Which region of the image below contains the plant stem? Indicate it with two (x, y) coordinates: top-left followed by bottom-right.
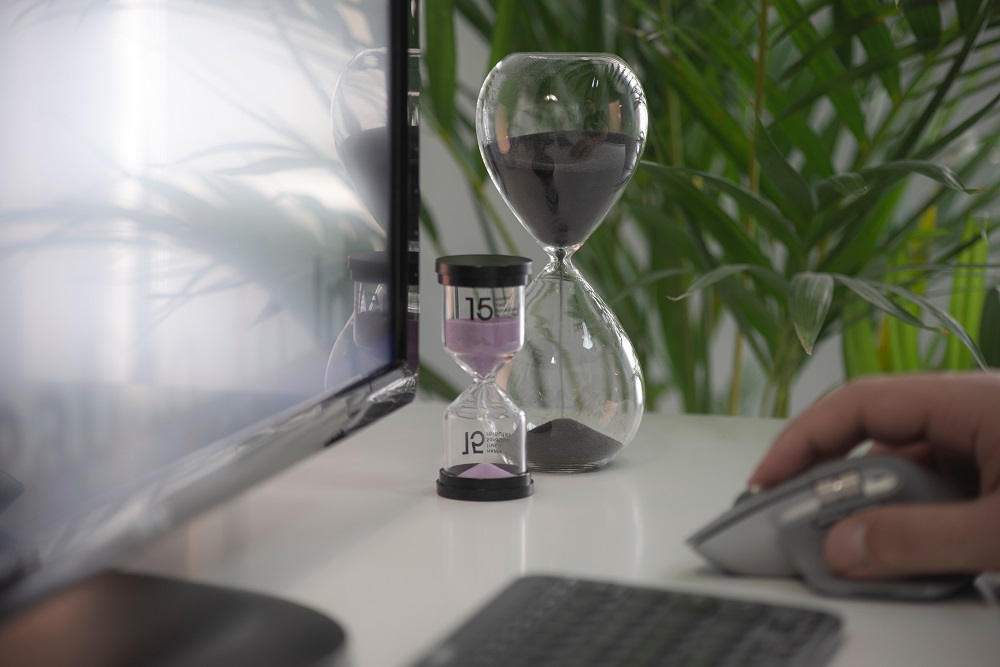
(760, 324), (798, 418)
(750, 0), (768, 197)
(774, 334), (807, 418)
(425, 114), (523, 255)
(730, 0), (770, 415)
(772, 367), (793, 418)
(471, 180), (522, 255)
(659, 0), (702, 411)
(852, 65), (931, 171)
(660, 0), (683, 170)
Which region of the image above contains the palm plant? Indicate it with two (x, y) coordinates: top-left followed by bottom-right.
(422, 0), (1000, 416)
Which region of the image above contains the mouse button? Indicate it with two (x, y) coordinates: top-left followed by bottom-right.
(691, 512), (797, 578)
(812, 470), (863, 506)
(777, 495), (822, 526)
(860, 468), (901, 497)
(729, 473), (815, 514)
(691, 482), (810, 547)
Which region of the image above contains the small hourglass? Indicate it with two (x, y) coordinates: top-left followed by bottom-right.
(478, 53), (647, 472)
(436, 255), (533, 501)
(324, 251), (419, 391)
(324, 252), (390, 390)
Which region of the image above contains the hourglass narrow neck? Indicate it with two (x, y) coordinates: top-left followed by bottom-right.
(543, 245), (581, 264)
(448, 333), (521, 381)
(465, 377), (511, 402)
(539, 250), (585, 283)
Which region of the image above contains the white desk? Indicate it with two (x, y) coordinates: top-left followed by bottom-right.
(125, 400), (1000, 666)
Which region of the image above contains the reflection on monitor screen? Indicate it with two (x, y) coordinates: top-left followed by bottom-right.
(0, 0), (417, 637)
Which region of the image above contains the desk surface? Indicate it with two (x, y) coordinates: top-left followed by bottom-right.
(125, 400), (1000, 667)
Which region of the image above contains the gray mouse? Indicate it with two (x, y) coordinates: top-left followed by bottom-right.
(687, 456), (975, 600)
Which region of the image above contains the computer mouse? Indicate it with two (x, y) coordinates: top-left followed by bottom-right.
(687, 456), (975, 600)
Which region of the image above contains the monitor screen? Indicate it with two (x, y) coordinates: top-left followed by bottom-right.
(0, 0), (417, 615)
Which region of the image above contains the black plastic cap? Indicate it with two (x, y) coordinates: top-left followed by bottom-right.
(349, 250), (419, 284)
(435, 255), (532, 287)
(437, 468), (534, 501)
(348, 251), (389, 283)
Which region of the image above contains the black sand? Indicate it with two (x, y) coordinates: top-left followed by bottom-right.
(485, 131), (639, 248)
(526, 417), (624, 471)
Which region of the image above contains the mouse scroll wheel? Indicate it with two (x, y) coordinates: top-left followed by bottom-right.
(813, 470), (862, 505)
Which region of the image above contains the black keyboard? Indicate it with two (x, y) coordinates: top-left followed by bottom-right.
(413, 575), (842, 667)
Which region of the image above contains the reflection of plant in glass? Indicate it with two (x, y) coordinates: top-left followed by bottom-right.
(1, 0), (387, 346)
(422, 0), (1000, 416)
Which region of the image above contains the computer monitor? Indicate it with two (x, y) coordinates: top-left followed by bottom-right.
(0, 0), (417, 663)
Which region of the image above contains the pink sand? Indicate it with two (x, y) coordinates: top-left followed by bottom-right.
(456, 462), (516, 479)
(444, 316), (522, 377)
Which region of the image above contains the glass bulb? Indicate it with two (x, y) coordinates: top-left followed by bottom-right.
(478, 53), (648, 471)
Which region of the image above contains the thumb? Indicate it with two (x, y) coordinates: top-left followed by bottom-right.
(823, 499), (1000, 579)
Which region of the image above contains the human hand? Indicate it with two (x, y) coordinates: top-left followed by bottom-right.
(748, 372), (1000, 580)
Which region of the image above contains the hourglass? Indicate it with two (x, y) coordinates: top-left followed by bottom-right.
(436, 255), (533, 501)
(477, 53), (647, 472)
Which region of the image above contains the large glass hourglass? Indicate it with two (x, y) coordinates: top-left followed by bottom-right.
(477, 53), (648, 472)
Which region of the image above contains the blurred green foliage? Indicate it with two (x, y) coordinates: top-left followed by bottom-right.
(422, 0), (1000, 415)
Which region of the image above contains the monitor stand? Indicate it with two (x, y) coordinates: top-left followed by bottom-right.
(0, 571), (346, 666)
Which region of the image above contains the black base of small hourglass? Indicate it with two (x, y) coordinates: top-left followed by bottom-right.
(436, 467), (534, 501)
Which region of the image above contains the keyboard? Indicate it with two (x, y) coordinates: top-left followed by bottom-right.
(413, 575), (842, 667)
